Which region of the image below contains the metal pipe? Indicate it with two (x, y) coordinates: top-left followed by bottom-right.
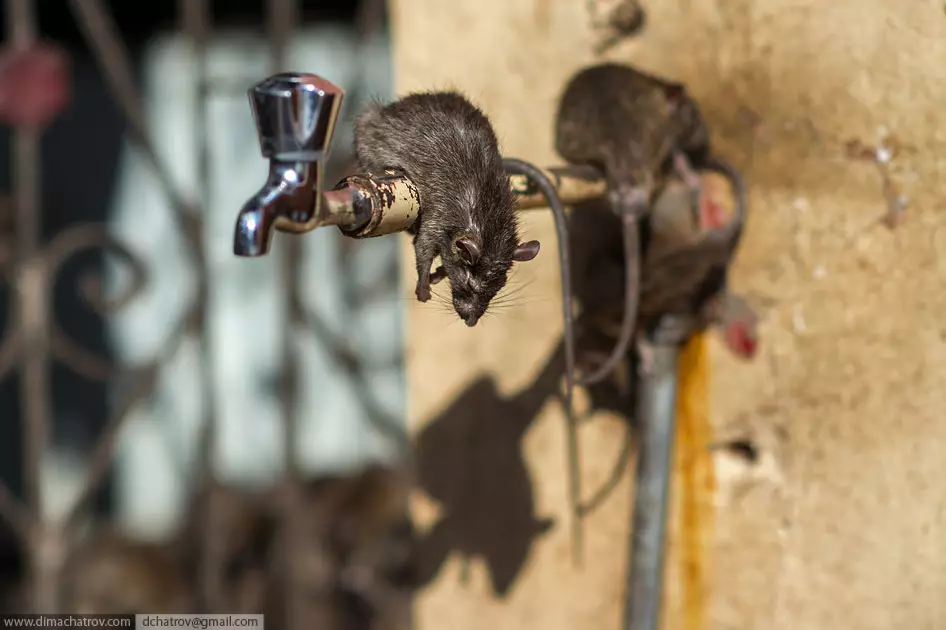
(235, 166), (603, 252)
(5, 0), (59, 614)
(509, 164), (606, 209)
(625, 343), (680, 630)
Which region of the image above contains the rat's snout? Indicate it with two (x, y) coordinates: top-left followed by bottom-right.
(456, 304), (482, 327)
(453, 294), (484, 327)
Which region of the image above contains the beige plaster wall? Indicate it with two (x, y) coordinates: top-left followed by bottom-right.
(389, 1), (946, 629)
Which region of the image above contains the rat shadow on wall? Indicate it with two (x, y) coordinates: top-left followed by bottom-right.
(411, 200), (641, 598)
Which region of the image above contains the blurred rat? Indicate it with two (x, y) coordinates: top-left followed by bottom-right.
(588, 0), (646, 54)
(264, 465), (416, 630)
(569, 175), (756, 523)
(62, 528), (192, 614)
(579, 168), (757, 373)
(174, 480), (277, 614)
(635, 163), (756, 361)
(328, 466), (416, 630)
(328, 465), (415, 593)
(354, 92), (541, 327)
(555, 62), (740, 382)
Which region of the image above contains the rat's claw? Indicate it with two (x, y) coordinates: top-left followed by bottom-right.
(415, 283), (431, 302)
(672, 150), (701, 189)
(636, 338), (655, 376)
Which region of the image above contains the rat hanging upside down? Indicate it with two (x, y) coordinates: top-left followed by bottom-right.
(354, 92), (541, 327)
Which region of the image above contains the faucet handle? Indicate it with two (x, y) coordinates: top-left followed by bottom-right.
(248, 72), (344, 162)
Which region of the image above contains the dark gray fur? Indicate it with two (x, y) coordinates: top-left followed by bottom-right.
(354, 92), (540, 327)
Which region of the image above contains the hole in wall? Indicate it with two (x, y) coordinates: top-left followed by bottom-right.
(715, 438), (760, 465)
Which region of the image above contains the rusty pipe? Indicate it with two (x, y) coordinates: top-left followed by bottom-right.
(234, 163), (603, 252)
(509, 164), (607, 209)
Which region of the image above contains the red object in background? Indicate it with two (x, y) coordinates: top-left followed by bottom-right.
(0, 42), (70, 129)
(723, 320), (757, 360)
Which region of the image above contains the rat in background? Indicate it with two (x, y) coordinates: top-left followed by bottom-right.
(574, 170), (757, 372)
(588, 0), (646, 54)
(555, 61), (741, 382)
(635, 166), (756, 359)
(62, 528), (193, 615)
(354, 92), (540, 327)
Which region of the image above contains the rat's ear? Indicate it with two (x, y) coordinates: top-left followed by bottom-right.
(664, 83), (686, 111)
(513, 240), (540, 262)
(455, 236), (482, 266)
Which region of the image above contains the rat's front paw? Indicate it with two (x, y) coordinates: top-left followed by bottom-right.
(415, 283), (431, 302)
(636, 340), (654, 376)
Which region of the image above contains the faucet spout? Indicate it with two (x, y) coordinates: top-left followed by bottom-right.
(233, 160), (319, 257)
(234, 196), (271, 257)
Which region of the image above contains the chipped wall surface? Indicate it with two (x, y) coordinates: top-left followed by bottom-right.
(389, 1), (946, 629)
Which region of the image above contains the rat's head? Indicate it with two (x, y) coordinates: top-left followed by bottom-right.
(443, 230), (540, 327)
(663, 81), (709, 157)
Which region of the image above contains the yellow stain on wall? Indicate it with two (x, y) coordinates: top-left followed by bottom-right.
(662, 333), (716, 630)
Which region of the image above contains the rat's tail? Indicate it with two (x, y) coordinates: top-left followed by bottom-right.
(501, 157), (583, 567)
(577, 211), (642, 387)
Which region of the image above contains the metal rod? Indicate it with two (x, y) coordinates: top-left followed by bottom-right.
(5, 0), (58, 614)
(625, 343), (680, 630)
(179, 0), (225, 613)
(67, 0), (203, 256)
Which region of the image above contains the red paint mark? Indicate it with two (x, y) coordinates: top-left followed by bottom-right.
(723, 321), (757, 359)
(0, 43), (70, 129)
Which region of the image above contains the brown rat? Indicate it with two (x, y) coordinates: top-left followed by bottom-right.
(265, 466), (415, 630)
(582, 165), (756, 371)
(61, 528), (192, 614)
(588, 0), (646, 54)
(354, 92), (540, 327)
(327, 466), (415, 630)
(354, 99), (581, 537)
(174, 480), (277, 614)
(555, 62), (733, 384)
(637, 159), (754, 361)
(569, 171), (756, 522)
